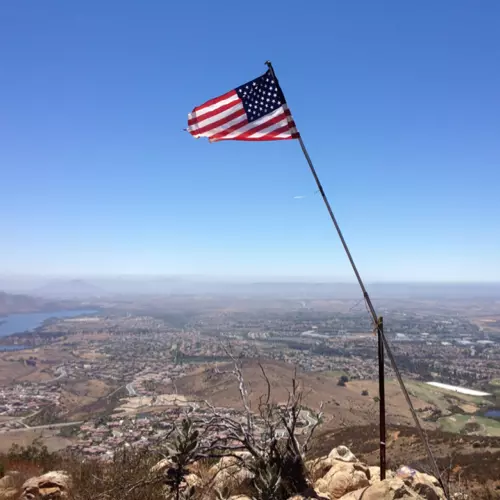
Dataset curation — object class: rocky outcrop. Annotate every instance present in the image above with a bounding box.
[150,457,172,473]
[21,471,72,499]
[314,460,370,499]
[209,454,254,490]
[198,445,444,500]
[337,477,424,499]
[0,472,19,500]
[10,445,445,500]
[368,465,395,483]
[327,445,358,463]
[310,454,445,500]
[401,470,446,500]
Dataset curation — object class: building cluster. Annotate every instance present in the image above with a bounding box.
[68,400,316,460]
[0,384,60,430]
[0,305,498,447]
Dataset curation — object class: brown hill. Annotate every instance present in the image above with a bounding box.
[0,291,72,315]
[165,359,432,430]
[0,291,45,315]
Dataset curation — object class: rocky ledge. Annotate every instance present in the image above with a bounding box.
[0,446,447,499]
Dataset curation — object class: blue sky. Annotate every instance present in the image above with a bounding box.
[1,1,499,282]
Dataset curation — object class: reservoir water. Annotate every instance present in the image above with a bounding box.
[484,409,500,418]
[0,309,97,337]
[0,345,28,352]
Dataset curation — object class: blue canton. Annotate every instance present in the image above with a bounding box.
[236,70,286,123]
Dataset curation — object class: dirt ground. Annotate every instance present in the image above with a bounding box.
[0,347,76,385]
[0,428,72,453]
[166,360,437,431]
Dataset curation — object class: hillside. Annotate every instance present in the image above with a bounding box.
[164,359,433,429]
[33,279,105,299]
[0,291,69,315]
[1,420,499,498]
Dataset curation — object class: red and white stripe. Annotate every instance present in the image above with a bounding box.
[187,90,299,142]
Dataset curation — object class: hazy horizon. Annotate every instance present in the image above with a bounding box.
[2,273,500,284]
[1,274,500,301]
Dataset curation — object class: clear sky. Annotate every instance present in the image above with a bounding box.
[1,1,499,282]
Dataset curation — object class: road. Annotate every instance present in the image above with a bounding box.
[2,421,84,432]
[126,383,137,396]
[300,410,320,429]
[54,366,67,381]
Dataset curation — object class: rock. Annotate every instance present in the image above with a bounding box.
[338,477,423,499]
[403,471,446,500]
[151,457,173,473]
[288,493,330,500]
[328,446,358,463]
[228,496,252,500]
[0,475,16,489]
[368,466,395,483]
[21,471,72,499]
[307,456,336,479]
[183,473,202,489]
[209,455,254,490]
[314,461,370,499]
[0,487,18,500]
[0,471,23,499]
[308,447,358,480]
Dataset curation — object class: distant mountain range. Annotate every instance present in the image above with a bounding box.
[1,275,500,299]
[0,291,72,315]
[33,279,106,299]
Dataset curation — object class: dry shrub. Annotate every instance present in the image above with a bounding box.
[68,448,163,500]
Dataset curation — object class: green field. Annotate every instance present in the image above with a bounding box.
[438,413,500,436]
[321,370,349,379]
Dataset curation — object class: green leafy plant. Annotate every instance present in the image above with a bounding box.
[163,417,200,500]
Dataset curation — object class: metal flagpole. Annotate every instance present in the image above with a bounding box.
[299,117,388,481]
[377,316,387,479]
[264,60,448,497]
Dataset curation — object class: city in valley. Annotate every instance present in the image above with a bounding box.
[0,281,500,482]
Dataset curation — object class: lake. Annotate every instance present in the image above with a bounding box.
[0,345,28,352]
[484,409,500,418]
[0,309,97,337]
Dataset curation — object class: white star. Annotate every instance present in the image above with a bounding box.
[266,98,270,102]
[277,101,281,105]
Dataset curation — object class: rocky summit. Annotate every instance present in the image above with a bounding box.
[0,446,449,500]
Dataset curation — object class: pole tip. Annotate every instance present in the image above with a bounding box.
[265,60,272,68]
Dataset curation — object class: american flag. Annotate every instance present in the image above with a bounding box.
[187,70,300,142]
